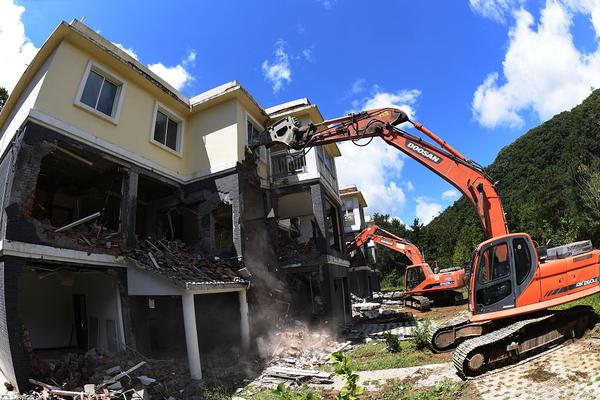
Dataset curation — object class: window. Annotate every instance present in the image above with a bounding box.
[247,114,267,160]
[477,243,510,284]
[75,61,126,123]
[150,102,184,155]
[406,267,425,290]
[513,237,532,285]
[476,280,512,306]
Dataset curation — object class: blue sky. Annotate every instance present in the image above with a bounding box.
[3,0,600,225]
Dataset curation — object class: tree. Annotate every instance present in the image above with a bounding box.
[0,87,7,113]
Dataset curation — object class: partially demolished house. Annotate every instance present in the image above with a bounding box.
[0,20,354,391]
[340,185,379,298]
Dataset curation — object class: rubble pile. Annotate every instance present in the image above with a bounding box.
[45,222,123,249]
[26,349,205,399]
[126,239,247,288]
[253,321,350,386]
[351,292,407,321]
[277,239,318,265]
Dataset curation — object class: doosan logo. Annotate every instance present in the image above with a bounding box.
[406,141,442,163]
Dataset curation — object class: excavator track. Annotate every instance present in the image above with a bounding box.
[404,295,432,312]
[428,313,475,352]
[453,306,596,378]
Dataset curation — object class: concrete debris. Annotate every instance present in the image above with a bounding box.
[126,238,247,288]
[25,350,208,399]
[45,219,123,254]
[265,366,333,384]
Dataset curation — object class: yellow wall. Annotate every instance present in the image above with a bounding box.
[33,40,244,178]
[187,99,239,173]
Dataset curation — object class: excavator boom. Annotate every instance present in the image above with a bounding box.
[347,224,426,265]
[258,109,508,239]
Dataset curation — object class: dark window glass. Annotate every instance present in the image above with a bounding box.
[406,267,425,290]
[80,70,104,108]
[96,79,118,116]
[513,238,532,285]
[166,119,179,150]
[153,111,168,144]
[477,280,512,306]
[477,243,510,284]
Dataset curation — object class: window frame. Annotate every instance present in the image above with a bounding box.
[74,60,127,124]
[246,112,267,161]
[149,101,185,157]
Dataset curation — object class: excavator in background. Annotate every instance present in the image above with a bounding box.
[347,224,466,311]
[254,107,600,377]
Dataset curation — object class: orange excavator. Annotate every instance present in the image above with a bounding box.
[254,107,600,376]
[347,224,466,311]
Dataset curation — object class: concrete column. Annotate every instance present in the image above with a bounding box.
[310,184,329,254]
[238,290,250,351]
[182,293,202,380]
[120,170,139,248]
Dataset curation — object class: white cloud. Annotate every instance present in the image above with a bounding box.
[337,87,422,220]
[113,43,138,60]
[442,189,460,200]
[0,0,39,91]
[469,0,524,23]
[415,197,442,225]
[301,47,315,63]
[316,0,336,9]
[350,86,421,117]
[351,78,366,94]
[148,49,196,91]
[262,39,292,93]
[472,0,600,128]
[405,180,415,192]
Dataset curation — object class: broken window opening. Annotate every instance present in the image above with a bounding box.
[326,199,342,252]
[212,202,234,255]
[32,146,123,241]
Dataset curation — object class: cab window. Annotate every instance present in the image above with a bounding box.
[513,237,532,285]
[477,243,510,284]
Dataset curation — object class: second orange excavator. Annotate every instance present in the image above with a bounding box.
[347,224,465,311]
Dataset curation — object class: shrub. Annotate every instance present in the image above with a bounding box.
[383,331,401,353]
[412,320,431,350]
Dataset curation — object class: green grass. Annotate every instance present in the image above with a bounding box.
[554,292,600,315]
[327,341,450,372]
[378,378,478,400]
[239,386,326,400]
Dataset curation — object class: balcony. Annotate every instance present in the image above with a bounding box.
[271,151,307,179]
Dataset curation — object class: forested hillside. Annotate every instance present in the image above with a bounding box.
[421,89,600,267]
[373,90,600,287]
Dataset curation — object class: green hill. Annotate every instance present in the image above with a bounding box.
[420,89,600,267]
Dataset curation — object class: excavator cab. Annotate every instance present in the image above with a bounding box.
[470,234,537,315]
[405,265,427,290]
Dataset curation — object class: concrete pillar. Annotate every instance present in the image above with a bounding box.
[310,184,329,254]
[182,293,202,380]
[120,170,139,248]
[238,290,250,351]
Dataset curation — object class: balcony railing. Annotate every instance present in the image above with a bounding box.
[271,152,307,178]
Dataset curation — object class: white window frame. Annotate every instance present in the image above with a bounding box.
[149,101,185,157]
[74,60,127,124]
[245,112,267,161]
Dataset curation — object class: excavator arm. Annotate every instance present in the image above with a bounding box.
[347,224,426,265]
[256,108,508,239]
